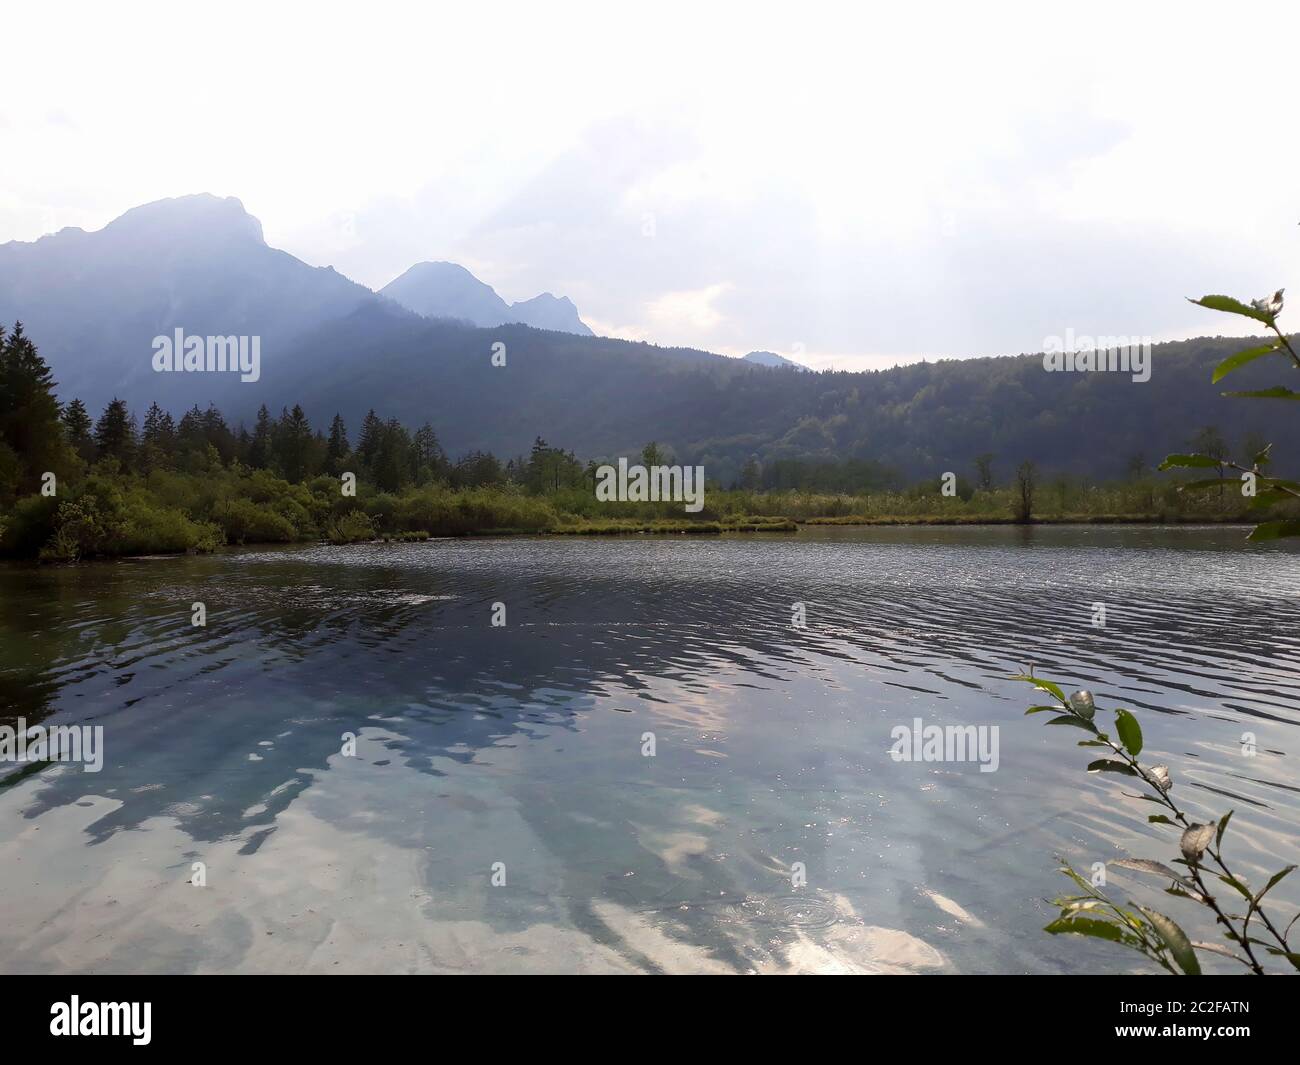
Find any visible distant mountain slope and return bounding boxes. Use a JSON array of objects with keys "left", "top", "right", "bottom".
[
  {"left": 279, "top": 309, "right": 1300, "bottom": 485},
  {"left": 380, "top": 261, "right": 593, "bottom": 335},
  {"left": 742, "top": 350, "right": 807, "bottom": 370},
  {"left": 0, "top": 194, "right": 381, "bottom": 414}
]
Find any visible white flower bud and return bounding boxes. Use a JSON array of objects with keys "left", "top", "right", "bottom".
[
  {"left": 1180, "top": 823, "right": 1215, "bottom": 864},
  {"left": 1069, "top": 690, "right": 1096, "bottom": 719}
]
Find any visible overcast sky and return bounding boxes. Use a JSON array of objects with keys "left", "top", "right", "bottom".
[{"left": 3, "top": 1, "right": 1296, "bottom": 369}]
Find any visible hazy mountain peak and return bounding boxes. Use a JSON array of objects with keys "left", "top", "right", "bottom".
[
  {"left": 381, "top": 262, "right": 593, "bottom": 335},
  {"left": 103, "top": 193, "right": 266, "bottom": 246},
  {"left": 508, "top": 292, "right": 593, "bottom": 335},
  {"left": 743, "top": 350, "right": 806, "bottom": 370},
  {"left": 381, "top": 261, "right": 511, "bottom": 326}
]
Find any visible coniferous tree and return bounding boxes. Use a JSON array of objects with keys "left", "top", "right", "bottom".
[
  {"left": 413, "top": 422, "right": 447, "bottom": 483},
  {"left": 176, "top": 405, "right": 206, "bottom": 453},
  {"left": 326, "top": 413, "right": 350, "bottom": 475},
  {"left": 61, "top": 397, "right": 95, "bottom": 463},
  {"left": 201, "top": 403, "right": 236, "bottom": 464},
  {"left": 372, "top": 418, "right": 412, "bottom": 492},
  {"left": 94, "top": 398, "right": 137, "bottom": 467},
  {"left": 274, "top": 404, "right": 314, "bottom": 482},
  {"left": 140, "top": 401, "right": 177, "bottom": 471},
  {"left": 0, "top": 321, "right": 70, "bottom": 492},
  {"left": 357, "top": 409, "right": 383, "bottom": 472},
  {"left": 248, "top": 405, "right": 273, "bottom": 469}
]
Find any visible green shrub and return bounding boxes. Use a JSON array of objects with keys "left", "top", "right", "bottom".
[
  {"left": 324, "top": 510, "right": 375, "bottom": 544},
  {"left": 211, "top": 498, "right": 298, "bottom": 544}
]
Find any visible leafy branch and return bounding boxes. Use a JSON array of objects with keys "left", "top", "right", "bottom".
[
  {"left": 1014, "top": 673, "right": 1299, "bottom": 974},
  {"left": 1161, "top": 288, "right": 1300, "bottom": 540}
]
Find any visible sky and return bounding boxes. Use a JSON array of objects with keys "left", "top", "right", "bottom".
[{"left": 2, "top": 0, "right": 1297, "bottom": 370}]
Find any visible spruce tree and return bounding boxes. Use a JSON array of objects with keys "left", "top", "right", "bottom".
[
  {"left": 94, "top": 398, "right": 137, "bottom": 467},
  {"left": 248, "top": 405, "right": 273, "bottom": 469},
  {"left": 326, "top": 413, "right": 350, "bottom": 474},
  {"left": 0, "top": 322, "right": 73, "bottom": 491},
  {"left": 61, "top": 398, "right": 95, "bottom": 462}
]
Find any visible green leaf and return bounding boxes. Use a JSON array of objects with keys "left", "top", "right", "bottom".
[
  {"left": 1114, "top": 709, "right": 1142, "bottom": 757},
  {"left": 1148, "top": 814, "right": 1176, "bottom": 825},
  {"left": 1047, "top": 715, "right": 1096, "bottom": 731},
  {"left": 1024, "top": 705, "right": 1058, "bottom": 715},
  {"left": 1057, "top": 863, "right": 1096, "bottom": 895},
  {"left": 1159, "top": 453, "right": 1220, "bottom": 470},
  {"left": 1216, "top": 873, "right": 1253, "bottom": 900},
  {"left": 1188, "top": 294, "right": 1274, "bottom": 325},
  {"left": 1216, "top": 811, "right": 1233, "bottom": 848},
  {"left": 1113, "top": 858, "right": 1186, "bottom": 883},
  {"left": 1263, "top": 947, "right": 1300, "bottom": 971},
  {"left": 1248, "top": 488, "right": 1294, "bottom": 509},
  {"left": 1222, "top": 387, "right": 1300, "bottom": 400},
  {"left": 1248, "top": 520, "right": 1300, "bottom": 542},
  {"left": 1087, "top": 758, "right": 1138, "bottom": 776},
  {"left": 1253, "top": 864, "right": 1296, "bottom": 905},
  {"left": 1211, "top": 343, "right": 1281, "bottom": 383},
  {"left": 1044, "top": 915, "right": 1133, "bottom": 944},
  {"left": 1191, "top": 941, "right": 1248, "bottom": 964},
  {"left": 1034, "top": 679, "right": 1067, "bottom": 703},
  {"left": 1139, "top": 907, "right": 1202, "bottom": 975}
]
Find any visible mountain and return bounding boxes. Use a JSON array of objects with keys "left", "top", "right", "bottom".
[
  {"left": 379, "top": 261, "right": 593, "bottom": 335},
  {"left": 379, "top": 261, "right": 511, "bottom": 326},
  {"left": 0, "top": 194, "right": 382, "bottom": 415},
  {"left": 742, "top": 350, "right": 806, "bottom": 370},
  {"left": 509, "top": 293, "right": 592, "bottom": 335}
]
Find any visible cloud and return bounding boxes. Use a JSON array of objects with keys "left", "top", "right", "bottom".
[
  {"left": 3, "top": 0, "right": 1298, "bottom": 369},
  {"left": 644, "top": 283, "right": 735, "bottom": 338}
]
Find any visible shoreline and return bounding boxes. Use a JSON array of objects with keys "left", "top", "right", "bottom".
[{"left": 2, "top": 516, "right": 1266, "bottom": 567}]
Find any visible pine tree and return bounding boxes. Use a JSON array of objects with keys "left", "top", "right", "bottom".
[
  {"left": 357, "top": 409, "right": 382, "bottom": 471},
  {"left": 142, "top": 402, "right": 177, "bottom": 448},
  {"left": 373, "top": 418, "right": 412, "bottom": 492},
  {"left": 0, "top": 321, "right": 68, "bottom": 491},
  {"left": 61, "top": 398, "right": 95, "bottom": 462},
  {"left": 274, "top": 404, "right": 313, "bottom": 482},
  {"left": 248, "top": 405, "right": 273, "bottom": 469},
  {"left": 326, "top": 413, "right": 350, "bottom": 474},
  {"left": 94, "top": 398, "right": 137, "bottom": 467},
  {"left": 177, "top": 405, "right": 206, "bottom": 453},
  {"left": 413, "top": 422, "right": 447, "bottom": 483}
]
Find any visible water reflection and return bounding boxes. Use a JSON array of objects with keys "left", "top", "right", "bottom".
[{"left": 1, "top": 525, "right": 1297, "bottom": 973}]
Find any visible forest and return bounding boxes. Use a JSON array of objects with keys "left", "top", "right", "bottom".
[{"left": 1, "top": 320, "right": 1292, "bottom": 560}]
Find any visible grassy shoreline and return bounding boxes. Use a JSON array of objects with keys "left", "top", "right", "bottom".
[{"left": 4, "top": 460, "right": 1289, "bottom": 562}]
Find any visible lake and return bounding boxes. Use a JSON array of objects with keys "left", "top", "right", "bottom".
[{"left": 2, "top": 524, "right": 1298, "bottom": 973}]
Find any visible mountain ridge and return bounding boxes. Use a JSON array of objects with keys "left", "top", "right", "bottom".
[{"left": 379, "top": 260, "right": 593, "bottom": 335}]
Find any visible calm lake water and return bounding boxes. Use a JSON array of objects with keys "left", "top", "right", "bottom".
[{"left": 2, "top": 525, "right": 1298, "bottom": 974}]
